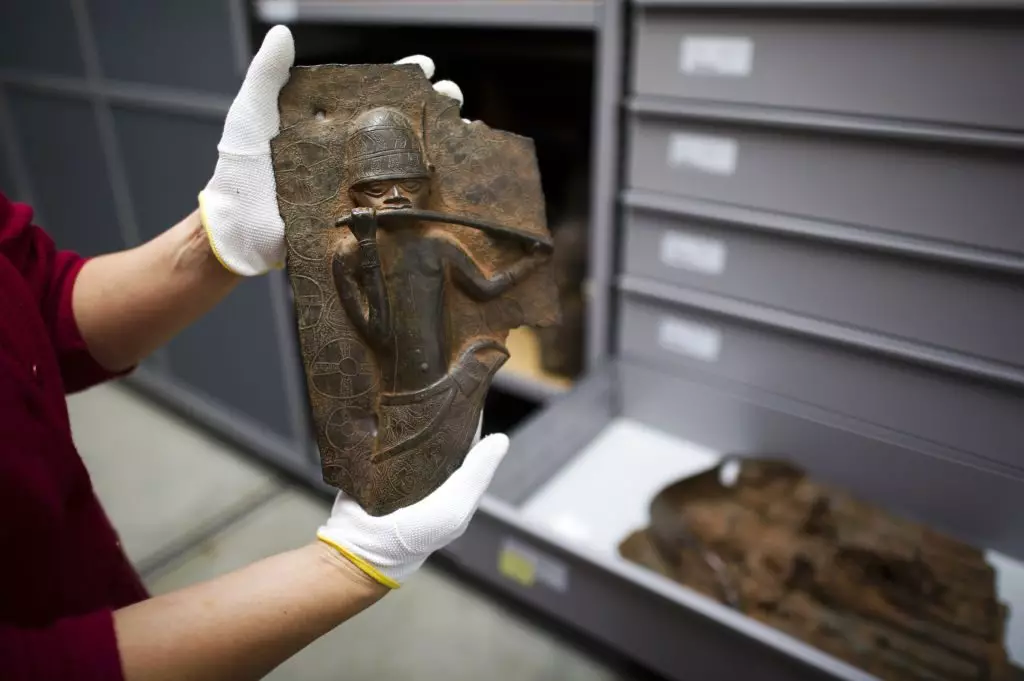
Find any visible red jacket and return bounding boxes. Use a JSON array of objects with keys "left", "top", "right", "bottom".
[{"left": 0, "top": 193, "right": 147, "bottom": 680}]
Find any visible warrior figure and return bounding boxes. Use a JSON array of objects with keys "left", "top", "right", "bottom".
[{"left": 332, "top": 107, "right": 547, "bottom": 399}]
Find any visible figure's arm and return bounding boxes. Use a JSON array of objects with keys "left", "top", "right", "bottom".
[
  {"left": 437, "top": 236, "right": 547, "bottom": 302},
  {"left": 331, "top": 245, "right": 371, "bottom": 340},
  {"left": 343, "top": 209, "right": 392, "bottom": 348}
]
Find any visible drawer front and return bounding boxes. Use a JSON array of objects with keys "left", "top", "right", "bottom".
[
  {"left": 627, "top": 116, "right": 1024, "bottom": 255},
  {"left": 618, "top": 293, "right": 1024, "bottom": 472},
  {"left": 632, "top": 11, "right": 1024, "bottom": 131},
  {"left": 623, "top": 209, "right": 1024, "bottom": 370},
  {"left": 619, "top": 361, "right": 1024, "bottom": 560}
]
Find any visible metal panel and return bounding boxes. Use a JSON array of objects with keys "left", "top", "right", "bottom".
[
  {"left": 632, "top": 11, "right": 1024, "bottom": 132},
  {"left": 585, "top": 0, "right": 626, "bottom": 367},
  {"left": 110, "top": 106, "right": 220, "bottom": 235},
  {"left": 0, "top": 124, "right": 18, "bottom": 198},
  {"left": 627, "top": 114, "right": 1024, "bottom": 255},
  {"left": 87, "top": 0, "right": 241, "bottom": 94},
  {"left": 0, "top": 0, "right": 85, "bottom": 77},
  {"left": 618, "top": 290, "right": 1024, "bottom": 475},
  {"left": 165, "top": 277, "right": 295, "bottom": 445},
  {"left": 111, "top": 104, "right": 295, "bottom": 444},
  {"left": 126, "top": 366, "right": 326, "bottom": 488},
  {"left": 623, "top": 207, "right": 1024, "bottom": 370},
  {"left": 620, "top": 361, "right": 1024, "bottom": 559},
  {"left": 6, "top": 88, "right": 123, "bottom": 256},
  {"left": 255, "top": 0, "right": 599, "bottom": 29}
]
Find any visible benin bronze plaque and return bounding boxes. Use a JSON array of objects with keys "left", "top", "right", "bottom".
[{"left": 271, "top": 64, "right": 559, "bottom": 515}]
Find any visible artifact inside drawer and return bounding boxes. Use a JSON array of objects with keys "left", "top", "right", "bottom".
[{"left": 619, "top": 455, "right": 1013, "bottom": 681}]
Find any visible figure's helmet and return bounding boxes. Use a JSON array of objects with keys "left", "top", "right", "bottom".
[{"left": 345, "top": 107, "right": 429, "bottom": 186}]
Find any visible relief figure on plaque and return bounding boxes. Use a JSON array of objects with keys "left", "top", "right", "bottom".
[{"left": 330, "top": 107, "right": 548, "bottom": 463}]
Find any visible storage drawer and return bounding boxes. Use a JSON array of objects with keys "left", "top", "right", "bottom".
[
  {"left": 627, "top": 114, "right": 1024, "bottom": 255},
  {"left": 623, "top": 207, "right": 1024, "bottom": 371},
  {"left": 632, "top": 10, "right": 1024, "bottom": 131},
  {"left": 618, "top": 290, "right": 1024, "bottom": 473},
  {"left": 614, "top": 361, "right": 1024, "bottom": 560},
  {"left": 451, "top": 361, "right": 1024, "bottom": 681}
]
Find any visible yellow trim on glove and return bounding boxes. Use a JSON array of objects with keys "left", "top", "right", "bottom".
[
  {"left": 317, "top": 532, "right": 402, "bottom": 590},
  {"left": 197, "top": 191, "right": 237, "bottom": 275}
]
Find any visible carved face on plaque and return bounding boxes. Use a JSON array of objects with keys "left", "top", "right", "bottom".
[
  {"left": 271, "top": 64, "right": 560, "bottom": 516},
  {"left": 344, "top": 107, "right": 431, "bottom": 214}
]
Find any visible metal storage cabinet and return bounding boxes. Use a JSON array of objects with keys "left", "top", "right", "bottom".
[
  {"left": 447, "top": 2, "right": 1024, "bottom": 680},
  {"left": 0, "top": 0, "right": 316, "bottom": 475}
]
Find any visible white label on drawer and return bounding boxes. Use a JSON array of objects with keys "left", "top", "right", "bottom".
[
  {"left": 658, "top": 316, "right": 722, "bottom": 362},
  {"left": 659, "top": 231, "right": 727, "bottom": 275},
  {"left": 679, "top": 36, "right": 754, "bottom": 77},
  {"left": 667, "top": 133, "right": 738, "bottom": 176}
]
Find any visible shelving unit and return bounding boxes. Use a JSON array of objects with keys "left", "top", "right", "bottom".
[{"left": 5, "top": 0, "right": 1022, "bottom": 679}]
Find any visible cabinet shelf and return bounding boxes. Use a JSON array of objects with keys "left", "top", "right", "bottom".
[{"left": 255, "top": 0, "right": 599, "bottom": 30}]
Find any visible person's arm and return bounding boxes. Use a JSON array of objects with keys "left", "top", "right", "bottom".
[
  {"left": 113, "top": 430, "right": 508, "bottom": 681},
  {"left": 114, "top": 542, "right": 383, "bottom": 681},
  {"left": 72, "top": 209, "right": 238, "bottom": 373}
]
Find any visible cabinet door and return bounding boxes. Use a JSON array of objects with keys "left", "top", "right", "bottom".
[
  {"left": 113, "top": 105, "right": 298, "bottom": 445},
  {"left": 8, "top": 90, "right": 125, "bottom": 257},
  {"left": 87, "top": 0, "right": 241, "bottom": 94}
]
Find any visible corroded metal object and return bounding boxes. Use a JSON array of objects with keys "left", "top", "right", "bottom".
[
  {"left": 619, "top": 457, "right": 1011, "bottom": 681},
  {"left": 272, "top": 64, "right": 559, "bottom": 515}
]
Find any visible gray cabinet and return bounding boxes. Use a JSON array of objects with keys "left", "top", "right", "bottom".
[
  {"left": 87, "top": 0, "right": 243, "bottom": 94},
  {"left": 0, "top": 0, "right": 85, "bottom": 77},
  {"left": 0, "top": 0, "right": 314, "bottom": 474},
  {"left": 6, "top": 89, "right": 124, "bottom": 257}
]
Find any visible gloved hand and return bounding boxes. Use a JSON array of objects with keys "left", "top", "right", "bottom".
[
  {"left": 198, "top": 25, "right": 468, "bottom": 276},
  {"left": 317, "top": 433, "right": 510, "bottom": 588}
]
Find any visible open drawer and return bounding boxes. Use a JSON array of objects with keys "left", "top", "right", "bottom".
[{"left": 443, "top": 361, "right": 1024, "bottom": 681}]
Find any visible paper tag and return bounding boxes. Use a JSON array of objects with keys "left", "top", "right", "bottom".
[
  {"left": 659, "top": 231, "right": 727, "bottom": 275},
  {"left": 658, "top": 316, "right": 722, "bottom": 362},
  {"left": 667, "top": 133, "right": 738, "bottom": 176},
  {"left": 498, "top": 538, "right": 568, "bottom": 592},
  {"left": 680, "top": 36, "right": 754, "bottom": 77}
]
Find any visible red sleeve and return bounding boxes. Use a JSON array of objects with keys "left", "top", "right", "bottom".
[
  {"left": 0, "top": 193, "right": 131, "bottom": 393},
  {"left": 0, "top": 611, "right": 124, "bottom": 681}
]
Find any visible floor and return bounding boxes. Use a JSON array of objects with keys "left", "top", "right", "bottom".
[{"left": 67, "top": 382, "right": 633, "bottom": 681}]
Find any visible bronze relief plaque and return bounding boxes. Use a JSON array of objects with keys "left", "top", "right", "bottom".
[{"left": 271, "top": 64, "right": 559, "bottom": 515}]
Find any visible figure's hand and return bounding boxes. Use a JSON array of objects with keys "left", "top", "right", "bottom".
[
  {"left": 316, "top": 433, "right": 509, "bottom": 588},
  {"left": 198, "top": 26, "right": 470, "bottom": 276},
  {"left": 347, "top": 207, "right": 378, "bottom": 242}
]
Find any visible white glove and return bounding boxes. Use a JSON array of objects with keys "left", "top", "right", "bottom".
[
  {"left": 317, "top": 433, "right": 509, "bottom": 588},
  {"left": 198, "top": 26, "right": 468, "bottom": 276}
]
